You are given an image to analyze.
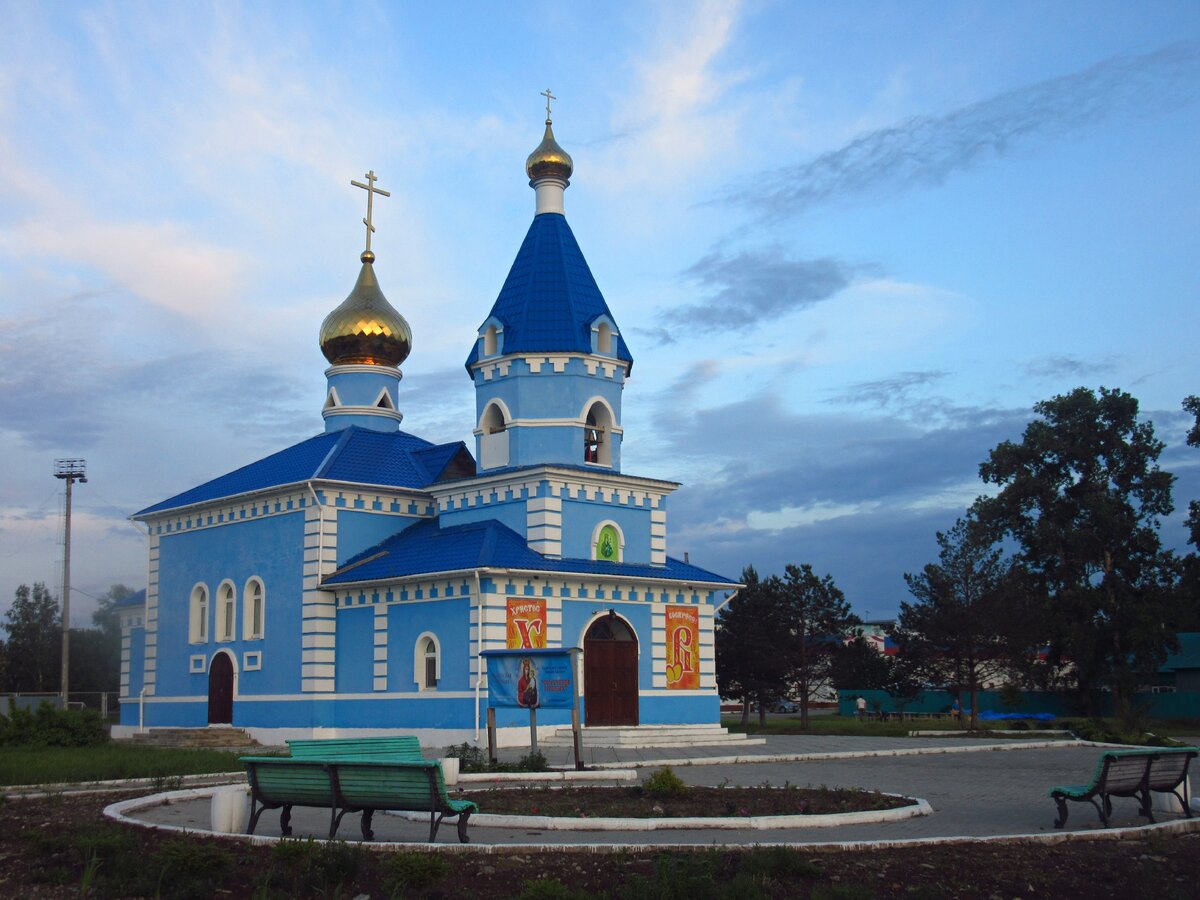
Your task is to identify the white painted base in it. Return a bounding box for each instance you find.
[210,785,250,834]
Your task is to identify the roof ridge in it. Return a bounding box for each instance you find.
[313,426,358,479]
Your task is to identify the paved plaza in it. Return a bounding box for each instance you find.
[116,735,1200,848]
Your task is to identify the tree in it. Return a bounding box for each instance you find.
[3,583,61,692]
[779,563,859,728]
[715,567,791,726]
[830,634,895,693]
[1180,396,1200,630]
[898,518,1032,730]
[972,387,1179,723]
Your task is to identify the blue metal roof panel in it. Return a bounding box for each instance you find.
[323,518,735,586]
[136,427,450,517]
[465,214,632,371]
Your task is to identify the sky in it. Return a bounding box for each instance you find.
[1,1,1198,626]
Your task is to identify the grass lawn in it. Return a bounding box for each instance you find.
[0,744,260,787]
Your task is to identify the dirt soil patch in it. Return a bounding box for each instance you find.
[3,791,1199,898]
[456,784,909,817]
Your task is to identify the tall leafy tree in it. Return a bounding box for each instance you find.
[1180,396,1200,630]
[780,563,858,728]
[972,387,1179,722]
[3,583,62,692]
[898,518,1031,730]
[715,567,791,726]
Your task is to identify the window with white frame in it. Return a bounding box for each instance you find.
[414,633,440,689]
[583,401,614,466]
[189,584,209,643]
[217,581,236,642]
[243,577,265,640]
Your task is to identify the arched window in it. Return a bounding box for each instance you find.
[414,633,441,689]
[583,401,614,466]
[596,321,613,354]
[217,582,236,642]
[189,585,209,643]
[243,578,265,640]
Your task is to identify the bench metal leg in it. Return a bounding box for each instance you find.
[280,805,293,837]
[457,811,471,844]
[1053,796,1069,829]
[361,810,375,842]
[247,799,266,835]
[428,810,444,842]
[330,805,351,840]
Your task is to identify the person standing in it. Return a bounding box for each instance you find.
[856,695,867,719]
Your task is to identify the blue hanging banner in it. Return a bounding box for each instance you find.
[482,648,579,710]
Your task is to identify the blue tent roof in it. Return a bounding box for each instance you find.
[135,427,474,516]
[464,213,633,372]
[323,518,735,586]
[114,588,146,608]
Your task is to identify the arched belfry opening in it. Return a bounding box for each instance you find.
[583,401,613,466]
[479,401,510,469]
[583,613,638,726]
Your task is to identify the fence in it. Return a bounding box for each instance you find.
[836,688,1200,720]
[1,692,121,720]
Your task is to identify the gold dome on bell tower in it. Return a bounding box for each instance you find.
[525,88,573,184]
[319,170,412,368]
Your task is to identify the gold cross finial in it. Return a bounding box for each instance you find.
[541,88,556,123]
[350,170,391,254]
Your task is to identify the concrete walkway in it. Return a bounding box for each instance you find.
[113,735,1200,848]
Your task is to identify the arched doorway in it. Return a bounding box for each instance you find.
[583,614,638,726]
[208,652,234,725]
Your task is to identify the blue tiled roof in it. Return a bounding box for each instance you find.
[135,427,475,516]
[323,518,735,586]
[114,588,146,608]
[464,213,633,372]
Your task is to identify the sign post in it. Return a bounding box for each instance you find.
[481,648,583,769]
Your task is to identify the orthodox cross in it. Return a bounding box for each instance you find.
[541,88,556,122]
[351,170,391,253]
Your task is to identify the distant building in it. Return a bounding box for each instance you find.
[115,109,736,745]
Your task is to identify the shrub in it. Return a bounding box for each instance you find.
[0,702,108,747]
[643,766,688,798]
[383,851,449,892]
[446,742,489,773]
[518,749,549,771]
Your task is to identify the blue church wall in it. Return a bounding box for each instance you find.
[326,368,399,408]
[637,694,719,724]
[335,606,376,693]
[559,501,651,562]
[388,598,472,692]
[154,512,305,699]
[335,510,422,565]
[439,500,527,535]
[118,626,147,725]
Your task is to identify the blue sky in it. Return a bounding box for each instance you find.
[1,1,1197,624]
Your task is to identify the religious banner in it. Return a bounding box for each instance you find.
[505,599,548,649]
[482,648,578,709]
[665,605,700,690]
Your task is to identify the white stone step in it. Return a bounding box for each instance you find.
[537,724,764,748]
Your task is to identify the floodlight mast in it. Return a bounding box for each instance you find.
[53,459,87,705]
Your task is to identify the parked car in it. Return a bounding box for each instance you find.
[771,700,801,714]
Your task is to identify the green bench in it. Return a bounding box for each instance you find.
[242,754,476,842]
[287,736,425,762]
[1050,747,1197,828]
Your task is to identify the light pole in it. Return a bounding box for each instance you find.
[53,459,87,706]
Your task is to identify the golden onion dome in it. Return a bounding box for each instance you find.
[319,252,412,367]
[525,119,573,183]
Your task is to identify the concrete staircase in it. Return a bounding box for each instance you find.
[125,727,267,753]
[538,724,766,749]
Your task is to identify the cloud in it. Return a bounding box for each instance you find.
[1022,354,1119,380]
[664,246,860,330]
[719,41,1200,217]
[826,370,949,409]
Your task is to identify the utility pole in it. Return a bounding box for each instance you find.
[53,459,87,706]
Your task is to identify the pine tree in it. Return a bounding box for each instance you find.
[3,583,62,692]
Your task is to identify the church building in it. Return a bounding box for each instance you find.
[116,102,736,745]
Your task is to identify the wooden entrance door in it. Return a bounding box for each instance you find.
[208,653,234,724]
[584,616,638,726]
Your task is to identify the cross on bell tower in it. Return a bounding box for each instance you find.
[351,170,391,255]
